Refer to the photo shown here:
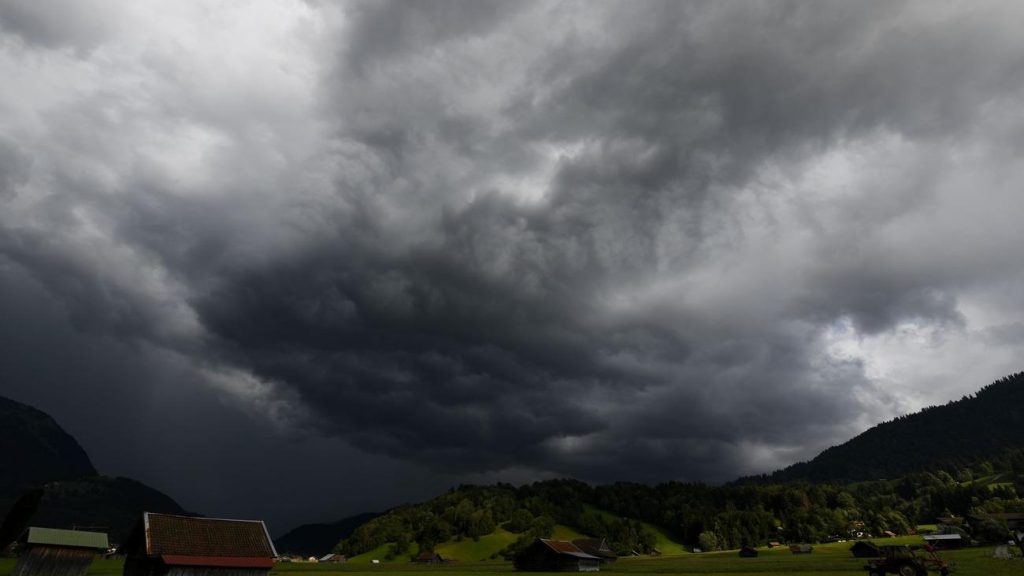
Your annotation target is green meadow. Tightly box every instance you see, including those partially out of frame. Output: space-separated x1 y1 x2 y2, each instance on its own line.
2 540 1019 576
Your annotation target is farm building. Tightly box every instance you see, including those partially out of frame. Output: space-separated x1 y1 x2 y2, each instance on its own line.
921 534 962 550
12 527 108 576
789 544 813 554
514 539 600 572
120 512 277 576
849 541 880 558
572 539 617 563
318 554 345 563
414 551 444 564
738 546 758 558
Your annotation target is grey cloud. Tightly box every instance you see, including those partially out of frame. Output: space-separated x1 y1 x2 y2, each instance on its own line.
0 0 109 52
0 139 30 199
3 0 1024 511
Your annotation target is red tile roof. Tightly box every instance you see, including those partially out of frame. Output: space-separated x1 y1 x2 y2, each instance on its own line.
144 513 276 559
539 539 598 559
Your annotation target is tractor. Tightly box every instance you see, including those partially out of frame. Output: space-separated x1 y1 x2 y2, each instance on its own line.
864 544 950 576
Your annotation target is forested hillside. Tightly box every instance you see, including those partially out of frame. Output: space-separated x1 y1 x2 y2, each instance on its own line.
335 373 1024 559
335 449 1024 559
754 372 1024 483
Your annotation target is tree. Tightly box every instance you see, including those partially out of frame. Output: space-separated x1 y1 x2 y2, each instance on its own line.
698 531 719 552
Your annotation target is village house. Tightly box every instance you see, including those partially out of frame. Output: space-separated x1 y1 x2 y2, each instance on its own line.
12 527 109 576
514 539 601 572
120 512 277 576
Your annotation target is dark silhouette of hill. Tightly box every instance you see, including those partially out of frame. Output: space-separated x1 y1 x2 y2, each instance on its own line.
29 476 188 543
0 395 96 496
274 512 381 557
0 395 188 545
748 372 1024 483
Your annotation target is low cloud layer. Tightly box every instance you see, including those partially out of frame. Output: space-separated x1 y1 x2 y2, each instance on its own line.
2 0 1024 527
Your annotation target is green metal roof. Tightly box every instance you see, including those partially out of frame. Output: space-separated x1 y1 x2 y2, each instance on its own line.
23 527 108 550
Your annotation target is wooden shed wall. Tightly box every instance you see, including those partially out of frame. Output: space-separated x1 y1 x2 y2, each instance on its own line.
13 546 95 576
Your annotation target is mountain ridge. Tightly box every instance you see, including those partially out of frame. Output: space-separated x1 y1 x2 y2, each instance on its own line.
742 371 1024 484
325 372 1024 558
0 394 189 544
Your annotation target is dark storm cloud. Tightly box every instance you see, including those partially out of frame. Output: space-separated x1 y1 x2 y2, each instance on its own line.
3 0 1024 512
0 0 109 51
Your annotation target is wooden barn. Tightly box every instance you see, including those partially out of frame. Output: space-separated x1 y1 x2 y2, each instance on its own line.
413 551 444 564
120 512 277 576
571 539 617 563
849 540 880 558
514 539 600 572
738 546 758 558
12 527 109 576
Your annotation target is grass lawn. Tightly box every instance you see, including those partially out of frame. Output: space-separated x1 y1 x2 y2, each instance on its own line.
2 540 1019 576
434 528 519 562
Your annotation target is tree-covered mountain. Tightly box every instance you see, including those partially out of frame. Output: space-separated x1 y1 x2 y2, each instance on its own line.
0 395 188 545
275 512 381 557
334 451 1024 559
748 372 1024 484
332 373 1024 558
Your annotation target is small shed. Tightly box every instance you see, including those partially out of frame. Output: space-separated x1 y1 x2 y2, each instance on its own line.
738 546 758 558
922 534 962 550
572 539 617 563
120 512 277 576
414 551 444 564
514 539 600 572
850 541 880 558
12 527 108 576
789 544 813 554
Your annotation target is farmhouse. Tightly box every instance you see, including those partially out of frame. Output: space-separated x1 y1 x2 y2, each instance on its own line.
120 512 277 576
12 527 109 576
514 539 601 572
318 554 345 563
849 540 880 558
571 539 617 563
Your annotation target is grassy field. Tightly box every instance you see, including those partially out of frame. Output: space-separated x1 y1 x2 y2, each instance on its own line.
3 539 1019 576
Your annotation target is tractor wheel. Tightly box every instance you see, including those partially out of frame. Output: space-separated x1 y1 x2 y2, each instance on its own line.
897 562 923 576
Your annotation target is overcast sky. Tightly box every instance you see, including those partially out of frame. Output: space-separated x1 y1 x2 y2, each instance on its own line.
2 0 1024 534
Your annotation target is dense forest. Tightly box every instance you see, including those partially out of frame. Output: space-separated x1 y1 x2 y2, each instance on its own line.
335 373 1024 559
